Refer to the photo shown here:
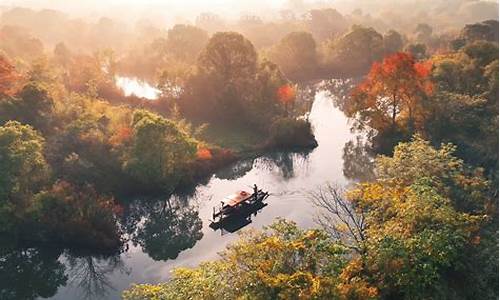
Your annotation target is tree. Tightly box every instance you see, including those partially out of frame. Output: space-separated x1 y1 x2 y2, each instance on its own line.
0 55 19 97
383 30 404 54
188 32 258 121
460 20 499 43
0 121 49 229
463 40 498 67
0 81 55 133
414 23 433 44
348 52 433 135
305 8 348 42
123 219 348 300
405 43 427 60
313 137 495 299
198 32 257 84
166 24 209 63
123 110 197 192
268 31 317 81
324 25 384 76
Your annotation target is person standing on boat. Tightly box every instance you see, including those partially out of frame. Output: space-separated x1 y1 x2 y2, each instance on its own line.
253 184 258 198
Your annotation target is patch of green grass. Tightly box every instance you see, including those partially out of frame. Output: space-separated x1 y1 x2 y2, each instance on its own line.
201 123 263 153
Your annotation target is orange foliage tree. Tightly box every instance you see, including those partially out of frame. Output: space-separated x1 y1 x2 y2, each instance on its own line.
348 52 433 133
276 84 296 116
0 55 20 97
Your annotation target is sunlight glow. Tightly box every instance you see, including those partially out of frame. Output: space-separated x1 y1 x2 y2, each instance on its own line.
115 76 160 100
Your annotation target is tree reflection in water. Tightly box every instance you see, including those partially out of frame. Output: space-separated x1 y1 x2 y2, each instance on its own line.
342 136 375 182
317 78 357 112
215 157 254 180
0 242 67 300
0 237 128 300
125 195 203 261
63 249 128 300
258 150 312 179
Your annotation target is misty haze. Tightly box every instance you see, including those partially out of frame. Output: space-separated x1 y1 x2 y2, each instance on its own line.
0 0 498 299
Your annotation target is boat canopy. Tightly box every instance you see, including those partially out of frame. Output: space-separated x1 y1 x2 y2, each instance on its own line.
223 191 252 207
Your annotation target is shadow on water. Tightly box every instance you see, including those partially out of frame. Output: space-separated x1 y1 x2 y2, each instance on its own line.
342 136 375 182
215 149 313 182
0 238 127 300
122 195 203 261
62 249 128 300
0 241 66 300
209 201 268 235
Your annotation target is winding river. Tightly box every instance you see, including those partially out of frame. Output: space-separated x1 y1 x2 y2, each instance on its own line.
20 82 368 300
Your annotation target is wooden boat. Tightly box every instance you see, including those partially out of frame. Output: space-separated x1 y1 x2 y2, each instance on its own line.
211 188 269 226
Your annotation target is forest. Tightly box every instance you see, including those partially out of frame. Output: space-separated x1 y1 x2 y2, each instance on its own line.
0 1 498 299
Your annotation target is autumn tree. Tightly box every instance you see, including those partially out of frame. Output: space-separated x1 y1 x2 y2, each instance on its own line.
314 137 496 299
123 219 348 300
424 39 498 176
0 55 19 97
348 52 433 136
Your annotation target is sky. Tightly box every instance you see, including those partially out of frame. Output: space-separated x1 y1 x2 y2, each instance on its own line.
0 0 292 20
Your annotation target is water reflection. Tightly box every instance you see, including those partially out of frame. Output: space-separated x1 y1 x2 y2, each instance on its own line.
215 158 254 180
125 196 203 261
115 76 160 100
342 136 375 182
317 78 357 111
63 250 128 300
0 242 66 300
209 202 268 235
258 151 312 179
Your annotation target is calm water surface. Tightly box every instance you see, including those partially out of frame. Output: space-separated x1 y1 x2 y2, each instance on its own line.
29 87 365 300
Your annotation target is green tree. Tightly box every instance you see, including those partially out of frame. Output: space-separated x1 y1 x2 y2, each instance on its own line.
0 121 49 230
324 25 384 76
0 81 55 133
32 181 122 250
383 30 404 54
123 110 197 192
198 32 257 83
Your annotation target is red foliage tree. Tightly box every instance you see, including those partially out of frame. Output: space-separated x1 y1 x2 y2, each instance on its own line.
348 52 433 132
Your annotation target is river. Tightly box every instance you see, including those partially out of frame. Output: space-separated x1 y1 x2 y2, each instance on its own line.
16 83 368 300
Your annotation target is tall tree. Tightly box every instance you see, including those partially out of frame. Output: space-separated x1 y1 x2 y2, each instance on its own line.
348 52 433 134
268 31 317 81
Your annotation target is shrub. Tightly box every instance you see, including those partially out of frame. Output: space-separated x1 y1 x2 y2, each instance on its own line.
267 117 317 149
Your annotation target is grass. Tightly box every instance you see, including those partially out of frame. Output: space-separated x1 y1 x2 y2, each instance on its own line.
201 123 263 153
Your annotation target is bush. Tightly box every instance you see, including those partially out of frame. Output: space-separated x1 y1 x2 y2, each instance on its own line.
267 117 317 149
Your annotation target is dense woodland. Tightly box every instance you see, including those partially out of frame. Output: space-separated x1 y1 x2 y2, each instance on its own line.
0 2 498 299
